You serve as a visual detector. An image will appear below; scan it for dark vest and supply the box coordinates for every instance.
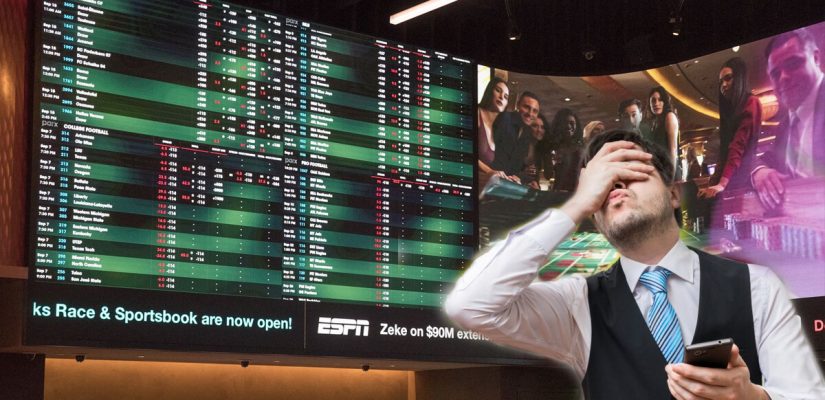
[581,249,762,399]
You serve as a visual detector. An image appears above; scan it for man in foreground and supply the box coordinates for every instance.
[446,130,824,399]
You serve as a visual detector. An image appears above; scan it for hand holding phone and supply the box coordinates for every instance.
[684,338,733,368]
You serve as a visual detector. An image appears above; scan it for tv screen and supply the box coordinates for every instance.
[26,0,535,363]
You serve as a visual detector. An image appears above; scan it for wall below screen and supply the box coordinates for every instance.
[42,359,583,400]
[45,359,411,400]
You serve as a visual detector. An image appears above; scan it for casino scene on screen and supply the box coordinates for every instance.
[0,0,823,398]
[478,23,825,300]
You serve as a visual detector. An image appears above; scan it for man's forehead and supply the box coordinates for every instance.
[770,37,807,63]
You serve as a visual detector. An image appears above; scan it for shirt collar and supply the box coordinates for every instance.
[621,240,696,291]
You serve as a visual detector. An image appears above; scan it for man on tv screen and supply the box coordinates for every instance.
[490,91,542,185]
[446,130,825,399]
[752,28,825,210]
[618,98,645,132]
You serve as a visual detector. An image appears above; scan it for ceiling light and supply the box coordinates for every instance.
[504,0,520,41]
[563,97,571,102]
[389,0,459,25]
[507,19,521,41]
[669,14,682,36]
[669,0,684,37]
[732,46,740,52]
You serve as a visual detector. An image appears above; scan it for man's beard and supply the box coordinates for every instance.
[595,190,674,250]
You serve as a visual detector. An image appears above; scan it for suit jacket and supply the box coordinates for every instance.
[490,111,533,177]
[754,81,825,177]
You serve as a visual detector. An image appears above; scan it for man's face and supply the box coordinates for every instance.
[620,104,643,129]
[768,36,822,110]
[592,148,678,247]
[517,96,540,126]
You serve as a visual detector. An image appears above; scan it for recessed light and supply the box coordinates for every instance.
[732,46,740,52]
[563,97,571,102]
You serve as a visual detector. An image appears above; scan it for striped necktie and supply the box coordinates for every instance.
[639,268,685,364]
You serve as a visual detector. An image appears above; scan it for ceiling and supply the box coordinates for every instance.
[238,0,825,76]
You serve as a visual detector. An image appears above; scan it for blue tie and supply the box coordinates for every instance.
[639,268,685,364]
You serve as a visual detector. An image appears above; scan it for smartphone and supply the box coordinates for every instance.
[684,338,733,368]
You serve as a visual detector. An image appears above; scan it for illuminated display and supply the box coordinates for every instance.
[31,0,475,310]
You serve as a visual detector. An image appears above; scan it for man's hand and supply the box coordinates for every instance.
[665,344,768,400]
[560,141,654,224]
[698,184,724,199]
[492,171,522,184]
[752,167,788,210]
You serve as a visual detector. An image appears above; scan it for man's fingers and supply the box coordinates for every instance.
[600,148,653,163]
[667,376,710,400]
[766,172,785,196]
[593,140,639,158]
[672,364,729,387]
[728,344,747,369]
[610,163,653,180]
[670,366,729,399]
[760,170,785,208]
[758,189,777,210]
[763,178,783,207]
[667,378,690,400]
[609,169,650,184]
[755,175,780,209]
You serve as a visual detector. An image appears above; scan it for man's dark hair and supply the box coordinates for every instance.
[582,129,675,187]
[518,90,541,106]
[764,28,819,60]
[617,98,642,116]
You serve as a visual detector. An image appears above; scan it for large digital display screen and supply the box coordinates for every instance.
[26,0,534,362]
[478,21,825,351]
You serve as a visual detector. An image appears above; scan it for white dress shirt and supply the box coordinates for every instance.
[445,209,825,400]
[785,75,823,177]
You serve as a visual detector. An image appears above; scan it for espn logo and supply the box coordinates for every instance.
[317,317,370,336]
